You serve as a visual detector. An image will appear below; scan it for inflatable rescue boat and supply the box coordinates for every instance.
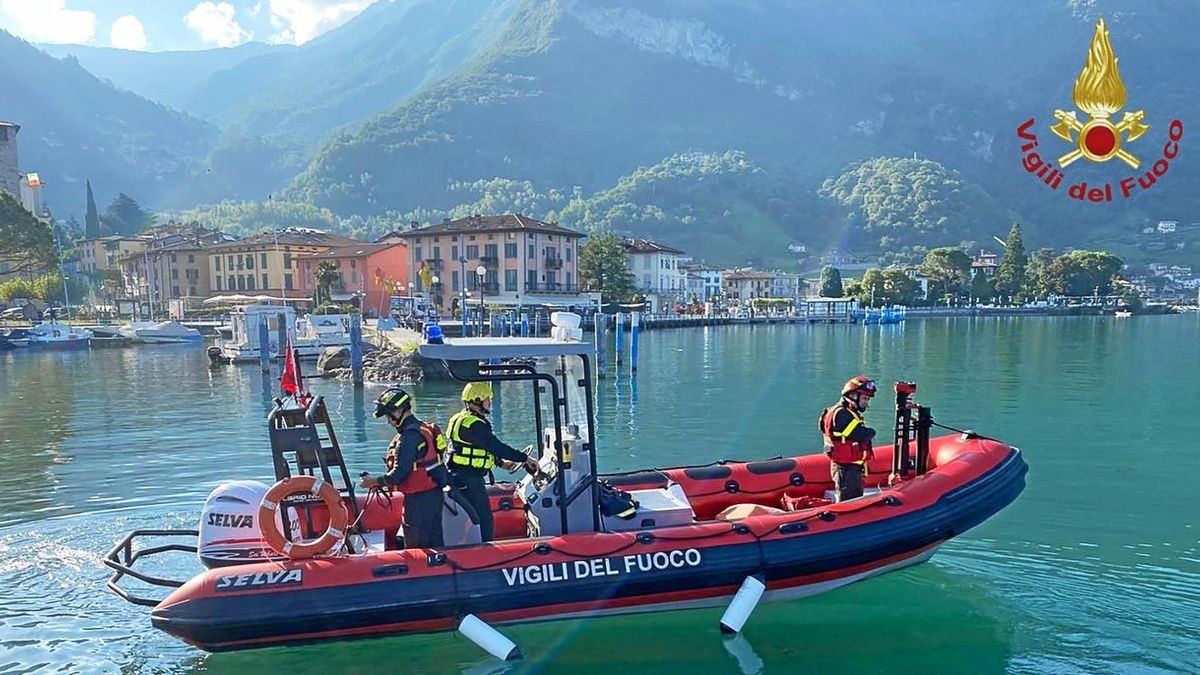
[106,331,1027,655]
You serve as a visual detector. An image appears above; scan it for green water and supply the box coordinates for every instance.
[0,317,1197,674]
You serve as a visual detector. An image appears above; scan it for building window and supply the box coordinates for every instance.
[285,274,294,290]
[451,245,458,259]
[505,243,517,258]
[283,254,292,268]
[170,268,178,279]
[466,245,479,259]
[351,271,358,284]
[505,269,517,291]
[546,271,556,287]
[566,272,572,289]
[172,286,180,297]
[486,270,498,287]
[350,259,356,269]
[228,276,235,289]
[527,270,537,289]
[188,254,195,263]
[246,254,254,270]
[484,244,497,259]
[215,277,222,290]
[566,247,572,262]
[170,254,177,262]
[236,276,245,291]
[262,273,268,288]
[528,244,535,259]
[643,257,651,269]
[415,245,422,260]
[214,257,222,271]
[189,286,197,296]
[261,253,268,268]
[451,271,460,292]
[227,255,234,268]
[433,246,441,260]
[247,276,255,291]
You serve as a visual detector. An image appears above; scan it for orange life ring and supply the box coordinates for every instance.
[258,475,349,559]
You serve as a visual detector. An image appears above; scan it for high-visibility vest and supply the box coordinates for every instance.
[447,409,496,470]
[819,405,870,465]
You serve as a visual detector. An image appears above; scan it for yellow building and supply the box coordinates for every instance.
[80,235,150,277]
[116,225,236,308]
[206,229,358,297]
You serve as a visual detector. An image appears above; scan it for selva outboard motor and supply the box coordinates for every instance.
[198,480,284,568]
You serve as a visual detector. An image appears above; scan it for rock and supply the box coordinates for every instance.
[317,346,350,373]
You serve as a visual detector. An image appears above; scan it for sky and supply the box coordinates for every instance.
[0,0,381,51]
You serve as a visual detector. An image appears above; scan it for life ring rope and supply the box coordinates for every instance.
[258,475,348,559]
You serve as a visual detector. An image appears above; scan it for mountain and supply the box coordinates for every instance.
[1,30,216,215]
[36,42,283,112]
[183,0,523,142]
[287,0,1200,257]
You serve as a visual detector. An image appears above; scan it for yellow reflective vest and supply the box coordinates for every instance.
[447,409,496,470]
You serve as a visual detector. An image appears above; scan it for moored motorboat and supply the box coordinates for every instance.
[133,321,204,344]
[27,321,92,348]
[107,329,1026,655]
[0,328,31,349]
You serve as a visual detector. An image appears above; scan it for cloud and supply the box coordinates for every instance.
[184,1,251,48]
[0,0,95,44]
[268,0,374,46]
[110,15,148,51]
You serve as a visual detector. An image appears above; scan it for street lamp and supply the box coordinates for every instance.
[475,265,487,336]
[458,256,467,336]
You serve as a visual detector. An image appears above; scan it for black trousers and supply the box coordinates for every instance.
[402,488,445,549]
[831,463,865,502]
[450,470,494,542]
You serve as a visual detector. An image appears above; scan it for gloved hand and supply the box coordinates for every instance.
[523,456,541,474]
[359,474,381,489]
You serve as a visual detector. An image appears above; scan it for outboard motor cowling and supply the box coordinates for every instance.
[198,480,276,568]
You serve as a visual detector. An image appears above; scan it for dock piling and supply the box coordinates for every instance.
[630,312,640,372]
[349,314,364,386]
[614,313,624,365]
[520,313,529,338]
[594,313,607,379]
[258,320,270,372]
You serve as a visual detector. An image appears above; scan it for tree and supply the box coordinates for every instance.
[314,261,340,306]
[882,268,921,305]
[919,247,972,300]
[970,272,996,304]
[0,193,58,277]
[857,268,886,306]
[578,231,636,303]
[994,223,1027,303]
[1046,250,1123,297]
[84,180,101,238]
[818,266,844,297]
[1025,248,1057,299]
[102,193,152,236]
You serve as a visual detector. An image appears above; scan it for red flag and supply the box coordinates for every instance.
[280,338,303,396]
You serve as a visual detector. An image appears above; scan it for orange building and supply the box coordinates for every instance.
[298,241,409,316]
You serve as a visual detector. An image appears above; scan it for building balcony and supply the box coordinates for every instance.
[544,256,563,270]
[524,282,580,294]
[480,255,499,266]
[424,258,444,270]
[429,281,444,291]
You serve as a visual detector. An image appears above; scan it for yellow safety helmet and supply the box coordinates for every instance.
[461,381,494,403]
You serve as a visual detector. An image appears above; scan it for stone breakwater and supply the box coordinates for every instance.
[316,345,450,384]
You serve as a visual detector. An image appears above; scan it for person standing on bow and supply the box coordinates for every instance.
[359,387,449,549]
[446,382,539,542]
[818,376,878,502]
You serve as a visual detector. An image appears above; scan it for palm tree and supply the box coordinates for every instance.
[314,261,340,307]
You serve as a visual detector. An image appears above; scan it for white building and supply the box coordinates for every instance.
[624,239,688,311]
[681,262,723,300]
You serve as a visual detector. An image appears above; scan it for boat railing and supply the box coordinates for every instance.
[102,528,198,607]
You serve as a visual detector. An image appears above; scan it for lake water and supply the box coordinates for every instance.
[1,317,1198,674]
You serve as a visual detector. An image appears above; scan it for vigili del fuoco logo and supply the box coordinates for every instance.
[1017,18,1182,202]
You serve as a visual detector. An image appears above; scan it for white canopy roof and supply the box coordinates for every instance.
[419,337,595,360]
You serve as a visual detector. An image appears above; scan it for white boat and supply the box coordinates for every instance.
[208,304,322,364]
[1114,310,1133,318]
[27,321,92,348]
[297,313,351,348]
[132,320,203,344]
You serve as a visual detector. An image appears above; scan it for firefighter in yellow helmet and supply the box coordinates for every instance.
[818,376,878,502]
[446,381,539,542]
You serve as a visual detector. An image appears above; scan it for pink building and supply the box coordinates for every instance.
[298,241,409,316]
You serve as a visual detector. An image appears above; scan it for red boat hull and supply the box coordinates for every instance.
[151,434,1026,651]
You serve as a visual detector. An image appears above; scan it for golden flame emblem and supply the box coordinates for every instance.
[1049,18,1149,168]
